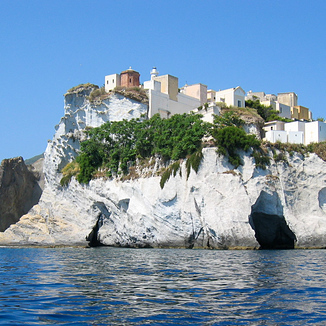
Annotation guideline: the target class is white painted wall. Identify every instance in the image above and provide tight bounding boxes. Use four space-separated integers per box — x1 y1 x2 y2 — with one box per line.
263 121 285 132
264 120 326 145
305 121 326 144
265 130 288 143
105 74 121 92
147 89 170 117
288 131 304 144
191 106 221 124
284 121 306 133
215 87 245 108
147 89 201 118
284 121 306 143
276 103 291 119
144 79 161 92
201 106 220 123
234 87 245 107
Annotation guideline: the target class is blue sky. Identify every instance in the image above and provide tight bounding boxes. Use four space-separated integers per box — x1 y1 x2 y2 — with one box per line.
0 0 325 162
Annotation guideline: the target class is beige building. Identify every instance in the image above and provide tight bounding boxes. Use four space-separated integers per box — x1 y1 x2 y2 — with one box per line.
246 91 277 102
207 89 217 103
180 83 207 105
247 90 312 121
277 92 298 107
294 105 312 120
153 74 179 101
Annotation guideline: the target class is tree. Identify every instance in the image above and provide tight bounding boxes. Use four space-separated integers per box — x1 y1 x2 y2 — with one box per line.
245 99 275 121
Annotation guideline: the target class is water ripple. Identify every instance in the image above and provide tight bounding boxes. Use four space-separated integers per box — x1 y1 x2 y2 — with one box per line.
1 248 326 325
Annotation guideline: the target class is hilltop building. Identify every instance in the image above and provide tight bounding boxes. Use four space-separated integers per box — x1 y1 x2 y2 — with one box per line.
246 90 312 120
105 67 140 92
207 87 245 108
278 92 298 107
180 83 207 105
143 67 202 118
104 67 323 145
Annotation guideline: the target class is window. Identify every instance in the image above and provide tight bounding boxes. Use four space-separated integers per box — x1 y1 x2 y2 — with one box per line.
130 78 132 83
237 100 241 107
112 79 114 83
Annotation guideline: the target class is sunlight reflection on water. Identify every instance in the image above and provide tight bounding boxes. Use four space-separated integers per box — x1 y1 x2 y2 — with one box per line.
0 247 326 325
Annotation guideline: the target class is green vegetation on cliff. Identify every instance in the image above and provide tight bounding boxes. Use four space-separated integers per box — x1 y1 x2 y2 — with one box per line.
60 109 326 187
61 111 264 186
75 113 211 184
245 99 292 122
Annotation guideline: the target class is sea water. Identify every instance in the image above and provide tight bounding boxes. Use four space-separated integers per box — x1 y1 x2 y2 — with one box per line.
0 247 326 325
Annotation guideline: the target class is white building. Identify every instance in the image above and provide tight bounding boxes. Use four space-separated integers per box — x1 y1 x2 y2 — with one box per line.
208 86 245 108
264 120 326 145
105 73 121 92
305 121 326 144
191 104 221 124
265 130 288 143
263 120 285 132
143 68 201 118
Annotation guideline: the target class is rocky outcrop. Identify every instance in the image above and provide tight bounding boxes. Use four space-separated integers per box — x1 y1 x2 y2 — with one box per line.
0 157 43 232
1 86 326 249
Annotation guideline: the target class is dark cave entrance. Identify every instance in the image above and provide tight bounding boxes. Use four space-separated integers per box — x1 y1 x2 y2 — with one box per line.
249 191 296 249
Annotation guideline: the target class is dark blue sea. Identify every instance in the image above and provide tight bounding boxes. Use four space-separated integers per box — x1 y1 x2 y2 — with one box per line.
0 247 326 325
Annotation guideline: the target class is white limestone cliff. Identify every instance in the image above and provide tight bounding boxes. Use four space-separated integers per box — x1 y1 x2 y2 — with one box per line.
1 86 326 249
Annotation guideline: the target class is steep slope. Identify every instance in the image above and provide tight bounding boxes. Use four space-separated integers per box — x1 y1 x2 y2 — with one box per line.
1 86 326 248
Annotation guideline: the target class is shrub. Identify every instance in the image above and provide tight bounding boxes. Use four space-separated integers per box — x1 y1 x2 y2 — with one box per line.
159 161 181 189
60 161 80 186
245 99 288 122
307 141 326 161
186 150 203 179
252 149 270 170
76 113 210 184
88 87 108 103
273 152 288 163
212 126 260 168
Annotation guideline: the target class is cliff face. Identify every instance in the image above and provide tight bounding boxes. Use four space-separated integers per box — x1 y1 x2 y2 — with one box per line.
1 87 326 249
0 157 43 232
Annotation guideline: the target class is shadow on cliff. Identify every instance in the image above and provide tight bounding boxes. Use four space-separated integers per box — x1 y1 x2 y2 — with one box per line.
249 190 296 249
